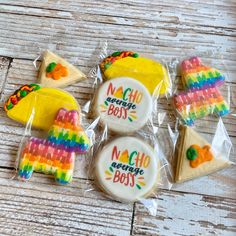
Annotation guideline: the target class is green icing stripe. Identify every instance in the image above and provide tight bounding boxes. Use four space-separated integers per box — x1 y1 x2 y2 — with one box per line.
136 184 141 190
22 164 33 172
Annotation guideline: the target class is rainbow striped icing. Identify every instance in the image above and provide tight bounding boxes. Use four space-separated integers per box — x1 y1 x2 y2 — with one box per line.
174 57 229 125
18 108 90 184
181 57 225 90
174 87 229 125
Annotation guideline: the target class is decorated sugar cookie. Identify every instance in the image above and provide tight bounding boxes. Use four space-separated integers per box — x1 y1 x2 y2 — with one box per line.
181 56 225 89
38 50 86 88
174 87 229 125
174 57 229 125
19 108 90 184
4 84 79 130
95 137 160 202
100 51 171 96
175 126 231 183
95 77 152 133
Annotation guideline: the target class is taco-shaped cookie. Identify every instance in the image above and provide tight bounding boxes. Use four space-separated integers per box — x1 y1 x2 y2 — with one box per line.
4 84 79 130
175 126 231 183
38 50 86 88
100 51 171 96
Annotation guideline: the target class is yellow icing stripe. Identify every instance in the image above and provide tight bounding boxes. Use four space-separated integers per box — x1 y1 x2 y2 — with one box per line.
105 170 112 176
138 181 146 186
129 114 137 119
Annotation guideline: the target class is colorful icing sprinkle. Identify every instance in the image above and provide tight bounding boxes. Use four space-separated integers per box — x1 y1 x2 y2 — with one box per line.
100 51 139 72
18 108 90 184
4 84 41 111
46 62 68 80
186 144 213 168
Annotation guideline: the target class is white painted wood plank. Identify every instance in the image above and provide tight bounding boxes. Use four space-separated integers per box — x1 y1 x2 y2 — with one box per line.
0 0 236 28
0 1 235 62
133 190 236 236
0 57 10 95
0 168 133 236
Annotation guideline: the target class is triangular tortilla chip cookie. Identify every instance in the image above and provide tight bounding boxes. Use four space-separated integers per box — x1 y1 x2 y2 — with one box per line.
39 50 86 88
175 126 230 183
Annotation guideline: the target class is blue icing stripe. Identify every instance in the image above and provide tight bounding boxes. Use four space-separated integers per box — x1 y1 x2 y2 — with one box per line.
56 178 70 184
188 73 225 89
19 169 31 179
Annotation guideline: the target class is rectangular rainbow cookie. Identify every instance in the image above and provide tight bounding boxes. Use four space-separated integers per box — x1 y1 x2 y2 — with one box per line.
174 57 229 125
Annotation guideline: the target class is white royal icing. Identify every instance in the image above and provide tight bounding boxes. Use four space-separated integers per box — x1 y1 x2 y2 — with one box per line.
96 77 152 133
96 137 159 202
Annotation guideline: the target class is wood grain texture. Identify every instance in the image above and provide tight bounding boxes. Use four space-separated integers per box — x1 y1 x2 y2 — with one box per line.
0 168 133 236
0 57 10 96
133 190 236 236
0 0 235 235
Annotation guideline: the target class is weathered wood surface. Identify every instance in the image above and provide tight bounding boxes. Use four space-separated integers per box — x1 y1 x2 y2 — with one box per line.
0 169 133 236
133 191 236 236
0 0 235 235
0 57 10 96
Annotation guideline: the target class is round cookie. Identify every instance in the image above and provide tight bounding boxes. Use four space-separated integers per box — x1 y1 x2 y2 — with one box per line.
95 77 152 133
100 51 171 96
95 136 160 202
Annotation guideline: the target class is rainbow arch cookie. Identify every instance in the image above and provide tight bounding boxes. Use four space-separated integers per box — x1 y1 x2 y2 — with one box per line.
18 108 90 184
4 84 79 130
100 51 171 96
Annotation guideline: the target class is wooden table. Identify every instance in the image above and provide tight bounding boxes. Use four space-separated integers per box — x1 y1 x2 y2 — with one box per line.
0 1 235 235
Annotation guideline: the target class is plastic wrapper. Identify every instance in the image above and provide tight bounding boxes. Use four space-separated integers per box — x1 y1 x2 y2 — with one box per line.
4 83 92 184
34 49 87 88
172 56 231 126
168 118 234 183
87 129 172 206
86 43 174 135
84 43 173 215
168 54 234 183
